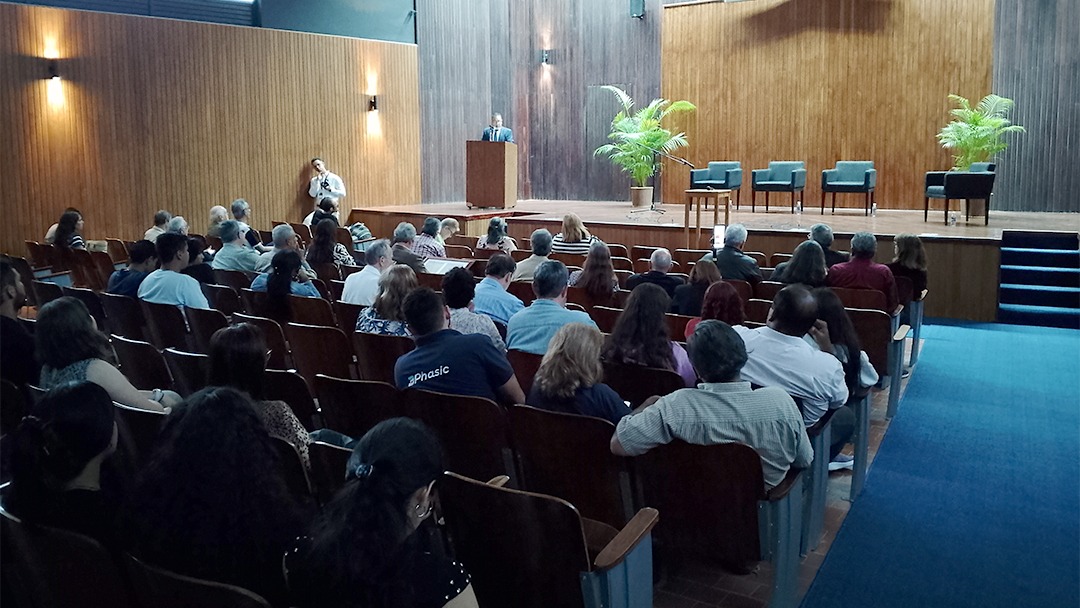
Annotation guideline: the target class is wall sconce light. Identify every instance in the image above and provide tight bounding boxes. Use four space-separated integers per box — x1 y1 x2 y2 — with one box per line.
46 60 60 80
368 95 378 111
540 49 552 65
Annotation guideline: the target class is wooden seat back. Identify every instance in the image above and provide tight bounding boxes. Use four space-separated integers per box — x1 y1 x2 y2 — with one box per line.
100 292 148 341
89 251 118 289
674 248 710 269
113 402 167 468
404 389 516 483
106 238 129 263
753 280 784 300
239 288 271 319
32 279 65 308
186 307 228 353
591 306 622 334
769 253 793 268
232 313 290 370
565 286 618 312
506 349 543 396
847 307 892 376
288 295 335 327
746 298 773 325
110 334 172 391
125 554 270 608
832 286 887 312
212 269 253 293
162 349 209 397
444 244 473 258
351 331 414 384
723 278 754 304
24 240 52 269
332 300 365 335
201 283 242 317
270 436 314 503
140 301 191 350
309 261 341 285
610 256 633 272
601 360 684 409
263 369 318 431
314 375 402 439
505 280 536 306
61 286 108 333
284 323 355 385
665 313 695 340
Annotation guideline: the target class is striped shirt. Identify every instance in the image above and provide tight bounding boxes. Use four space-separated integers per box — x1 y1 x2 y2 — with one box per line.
551 233 601 255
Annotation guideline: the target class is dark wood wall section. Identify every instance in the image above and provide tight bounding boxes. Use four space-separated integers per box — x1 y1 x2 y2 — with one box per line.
992 0 1080 213
659 0 995 210
417 0 662 204
0 3 420 255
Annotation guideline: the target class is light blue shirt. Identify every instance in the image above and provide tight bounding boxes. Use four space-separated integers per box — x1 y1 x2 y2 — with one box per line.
473 277 524 325
506 299 598 355
250 273 321 298
211 242 261 272
137 269 209 310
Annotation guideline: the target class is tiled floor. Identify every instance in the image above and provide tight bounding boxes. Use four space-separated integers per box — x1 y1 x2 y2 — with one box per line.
653 353 909 608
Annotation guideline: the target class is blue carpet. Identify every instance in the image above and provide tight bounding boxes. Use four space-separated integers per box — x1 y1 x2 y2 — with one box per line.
801 323 1080 607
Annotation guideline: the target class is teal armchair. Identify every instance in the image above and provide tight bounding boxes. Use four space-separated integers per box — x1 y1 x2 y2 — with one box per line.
690 161 743 208
751 161 807 213
821 161 876 215
924 162 996 225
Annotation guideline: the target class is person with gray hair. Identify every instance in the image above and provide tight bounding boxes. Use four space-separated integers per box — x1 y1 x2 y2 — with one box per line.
230 198 268 252
437 218 460 244
625 247 685 297
610 319 813 491
340 239 394 306
700 223 763 284
826 230 899 311
390 222 426 274
512 229 554 281
506 260 598 355
206 205 228 239
210 220 261 272
411 217 446 259
256 224 311 274
809 223 850 267
144 210 172 242
165 216 188 236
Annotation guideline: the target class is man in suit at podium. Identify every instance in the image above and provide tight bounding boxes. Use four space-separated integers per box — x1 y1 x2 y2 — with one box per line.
481 113 515 143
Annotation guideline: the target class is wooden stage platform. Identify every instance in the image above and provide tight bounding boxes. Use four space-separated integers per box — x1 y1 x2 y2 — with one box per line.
348 199 1080 323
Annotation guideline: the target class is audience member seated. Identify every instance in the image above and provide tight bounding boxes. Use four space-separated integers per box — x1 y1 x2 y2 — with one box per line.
512 229 552 282
670 259 720 316
306 218 354 269
257 224 309 273
734 285 848 432
311 197 340 227
437 217 460 245
826 231 899 311
341 239 393 307
6 381 121 549
357 265 417 337
53 210 86 251
253 250 319 322
139 233 211 311
886 233 929 297
442 268 506 352
507 261 598 355
211 220 262 273
286 418 479 608
412 217 447 259
107 239 157 298
772 240 827 287
810 223 850 268
179 236 215 284
684 281 746 339
475 217 517 253
391 222 428 274
44 206 79 244
626 248 685 297
610 320 813 491
208 323 323 469
527 323 630 424
166 215 188 236
125 386 306 606
230 198 269 252
0 258 40 387
473 253 524 325
551 212 602 255
206 205 228 239
395 288 525 405
807 288 877 471
568 242 619 299
36 297 178 412
701 224 761 283
601 283 696 387
144 210 171 242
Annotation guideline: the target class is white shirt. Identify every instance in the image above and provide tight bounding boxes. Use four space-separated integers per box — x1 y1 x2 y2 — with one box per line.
144 226 166 242
734 325 848 426
137 269 209 311
256 247 313 274
309 171 346 200
340 264 381 306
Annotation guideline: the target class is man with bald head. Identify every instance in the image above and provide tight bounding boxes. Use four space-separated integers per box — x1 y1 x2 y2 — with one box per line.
625 247 685 297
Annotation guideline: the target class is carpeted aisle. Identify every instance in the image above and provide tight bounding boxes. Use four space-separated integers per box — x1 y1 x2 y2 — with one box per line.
802 322 1080 607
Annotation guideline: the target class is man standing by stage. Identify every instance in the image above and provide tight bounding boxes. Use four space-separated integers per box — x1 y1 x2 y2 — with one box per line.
481 113 515 143
307 157 345 224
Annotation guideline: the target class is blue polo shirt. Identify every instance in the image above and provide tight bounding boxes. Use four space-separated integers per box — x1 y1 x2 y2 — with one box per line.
473 277 524 325
505 299 598 355
394 329 514 402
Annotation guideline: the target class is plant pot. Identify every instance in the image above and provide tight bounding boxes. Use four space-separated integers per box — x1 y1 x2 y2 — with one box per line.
630 186 653 208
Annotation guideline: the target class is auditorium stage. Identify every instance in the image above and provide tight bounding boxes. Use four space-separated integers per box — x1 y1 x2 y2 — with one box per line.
348 200 1079 323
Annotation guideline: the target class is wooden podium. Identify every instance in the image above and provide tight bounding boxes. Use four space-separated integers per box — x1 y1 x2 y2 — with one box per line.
466 141 517 209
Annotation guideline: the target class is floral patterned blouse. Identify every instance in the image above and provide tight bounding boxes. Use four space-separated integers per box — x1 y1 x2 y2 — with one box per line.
355 306 411 337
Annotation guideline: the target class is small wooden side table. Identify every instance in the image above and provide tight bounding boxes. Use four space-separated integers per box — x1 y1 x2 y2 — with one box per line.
683 189 732 248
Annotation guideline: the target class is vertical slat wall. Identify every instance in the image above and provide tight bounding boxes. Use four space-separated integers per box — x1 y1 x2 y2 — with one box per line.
0 3 420 255
659 0 994 210
992 0 1080 213
417 0 662 204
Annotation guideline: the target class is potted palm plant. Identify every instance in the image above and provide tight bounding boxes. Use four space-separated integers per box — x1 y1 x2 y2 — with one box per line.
937 93 1025 170
594 85 696 208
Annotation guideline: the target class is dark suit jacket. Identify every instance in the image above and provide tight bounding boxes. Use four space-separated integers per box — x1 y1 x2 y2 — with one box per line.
824 247 850 268
706 247 762 284
392 244 427 274
671 282 709 316
481 126 515 143
626 271 685 298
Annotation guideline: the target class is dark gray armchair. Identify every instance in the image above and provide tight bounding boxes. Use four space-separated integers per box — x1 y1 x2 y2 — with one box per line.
924 162 996 225
821 161 876 215
751 161 807 213
690 161 743 208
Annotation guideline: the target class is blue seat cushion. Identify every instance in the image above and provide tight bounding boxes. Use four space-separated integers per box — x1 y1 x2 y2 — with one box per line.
756 181 802 191
926 185 946 198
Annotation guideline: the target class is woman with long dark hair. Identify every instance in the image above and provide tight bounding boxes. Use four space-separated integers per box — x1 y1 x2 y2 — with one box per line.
528 323 630 424
7 381 120 548
568 242 618 300
306 218 354 267
36 297 177 411
602 283 696 387
475 217 517 252
684 280 746 339
886 233 929 296
125 386 306 606
808 287 878 394
670 259 721 316
251 249 319 322
53 210 86 250
772 240 827 287
356 264 417 336
286 417 478 608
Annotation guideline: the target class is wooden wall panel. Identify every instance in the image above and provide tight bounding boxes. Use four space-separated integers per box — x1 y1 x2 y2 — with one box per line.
991 0 1080 212
0 3 420 256
660 0 994 210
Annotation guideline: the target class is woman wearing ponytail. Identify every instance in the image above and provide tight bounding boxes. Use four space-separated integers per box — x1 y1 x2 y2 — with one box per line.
7 381 120 548
286 418 479 608
251 249 319 322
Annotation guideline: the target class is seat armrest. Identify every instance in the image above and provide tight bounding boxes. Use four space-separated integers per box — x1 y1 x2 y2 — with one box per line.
727 167 743 188
925 171 947 188
751 169 769 184
865 168 877 188
892 324 911 342
806 407 838 438
821 169 837 188
485 475 510 487
690 168 709 184
917 289 928 302
593 507 660 570
766 467 803 501
891 304 904 318
792 169 807 188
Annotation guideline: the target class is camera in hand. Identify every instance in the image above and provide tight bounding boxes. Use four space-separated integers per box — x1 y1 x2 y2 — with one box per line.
320 180 330 190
